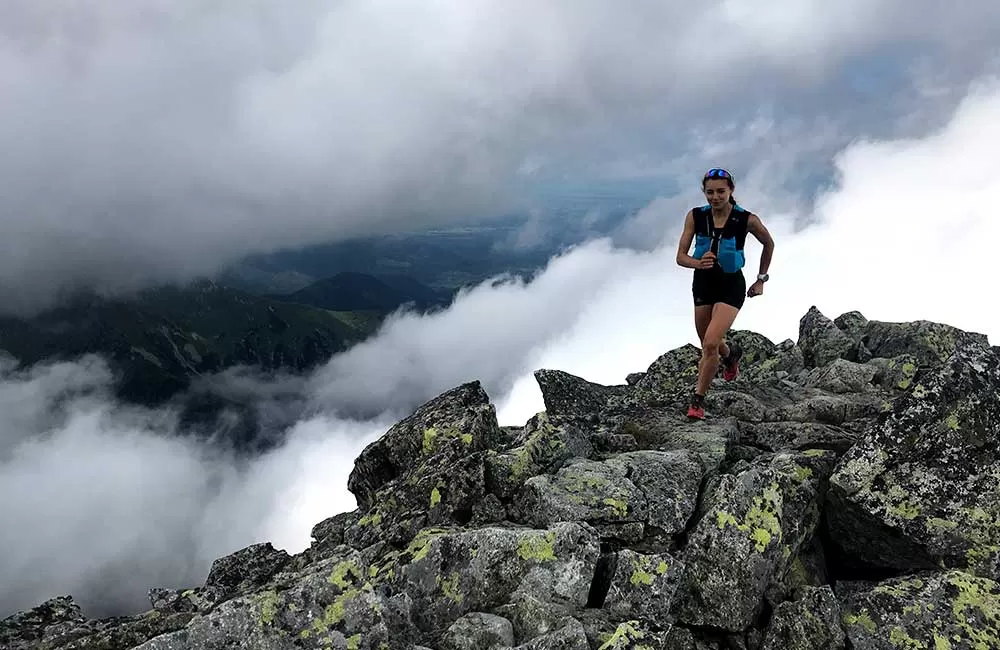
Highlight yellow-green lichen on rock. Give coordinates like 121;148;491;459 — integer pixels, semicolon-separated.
840;570;1000;650
256;590;281;627
883;484;922;521
422;426;472;455
328;560;364;589
597;620;646;650
437;572;464;605
898;361;917;389
843;610;877;633
357;507;384;528
629;557;654;587
404;527;452;565
713;481;783;553
517;531;558;562
603;497;628;518
305;583;371;640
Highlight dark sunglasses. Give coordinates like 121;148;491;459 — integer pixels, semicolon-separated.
704;168;733;180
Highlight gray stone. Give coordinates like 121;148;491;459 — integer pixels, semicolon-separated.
441;612;514;650
761;585;846;650
837;570;1000;650
826;338;1000;577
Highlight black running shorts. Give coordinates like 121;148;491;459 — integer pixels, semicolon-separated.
692;268;746;309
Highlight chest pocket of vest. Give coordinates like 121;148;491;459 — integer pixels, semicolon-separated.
693;233;712;259
716;235;745;273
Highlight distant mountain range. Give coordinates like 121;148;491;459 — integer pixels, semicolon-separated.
0;281;375;406
219;223;557;295
0;218;621;438
270;271;452;313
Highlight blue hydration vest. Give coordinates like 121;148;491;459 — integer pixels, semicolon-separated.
691;204;749;273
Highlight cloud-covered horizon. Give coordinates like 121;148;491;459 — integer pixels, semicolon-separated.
2;1;1000;314
3;68;1000;620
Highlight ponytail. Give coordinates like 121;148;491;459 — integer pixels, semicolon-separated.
729;195;737;205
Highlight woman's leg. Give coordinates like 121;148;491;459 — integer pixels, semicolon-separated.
694;302;741;397
694;304;713;344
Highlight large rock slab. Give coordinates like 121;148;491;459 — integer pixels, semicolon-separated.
344;381;503;548
837;570;1000;649
533;369;627;420
389;522;601;638
826;338;1000;577
509;450;704;542
861;318;990;366
738;421;858;454
485;412;596;501
514;617;590;649
440;612;514;650
798;306;866;367
348;380;502;510
599;549;685;624
761;585;846;650
616;409;739;472
672;449;839;631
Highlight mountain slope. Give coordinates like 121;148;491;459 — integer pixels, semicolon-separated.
222;225;554;296
5;307;1000;648
273;272;451;313
0;281;376;405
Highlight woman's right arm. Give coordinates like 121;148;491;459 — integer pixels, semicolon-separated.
676;210;708;269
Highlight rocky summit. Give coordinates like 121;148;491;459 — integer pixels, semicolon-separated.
4;306;1000;649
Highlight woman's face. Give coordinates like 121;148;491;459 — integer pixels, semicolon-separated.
703;179;732;207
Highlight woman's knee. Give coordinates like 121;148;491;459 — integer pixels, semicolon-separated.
702;337;724;357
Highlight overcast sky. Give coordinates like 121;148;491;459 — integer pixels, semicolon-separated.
2;0;999;313
1;0;999;622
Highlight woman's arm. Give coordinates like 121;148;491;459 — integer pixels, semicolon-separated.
747;213;774;278
676;210;711;269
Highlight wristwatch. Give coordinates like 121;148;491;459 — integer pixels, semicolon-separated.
757;273;769;282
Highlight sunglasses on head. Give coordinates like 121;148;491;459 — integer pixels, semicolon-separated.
704;168;733;180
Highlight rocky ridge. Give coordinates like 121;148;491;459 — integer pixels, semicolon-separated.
4;306;1000;649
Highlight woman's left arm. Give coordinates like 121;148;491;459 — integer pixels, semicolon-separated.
747;213;775;296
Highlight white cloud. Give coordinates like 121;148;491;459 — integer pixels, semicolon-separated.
1;0;999;314
0;357;386;619
304;238;645;419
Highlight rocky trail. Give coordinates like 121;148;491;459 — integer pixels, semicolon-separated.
4;306;1000;649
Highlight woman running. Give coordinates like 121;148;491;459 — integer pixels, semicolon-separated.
675;168;775;419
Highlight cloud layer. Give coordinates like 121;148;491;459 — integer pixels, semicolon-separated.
0;355;388;618
2;1;999;313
